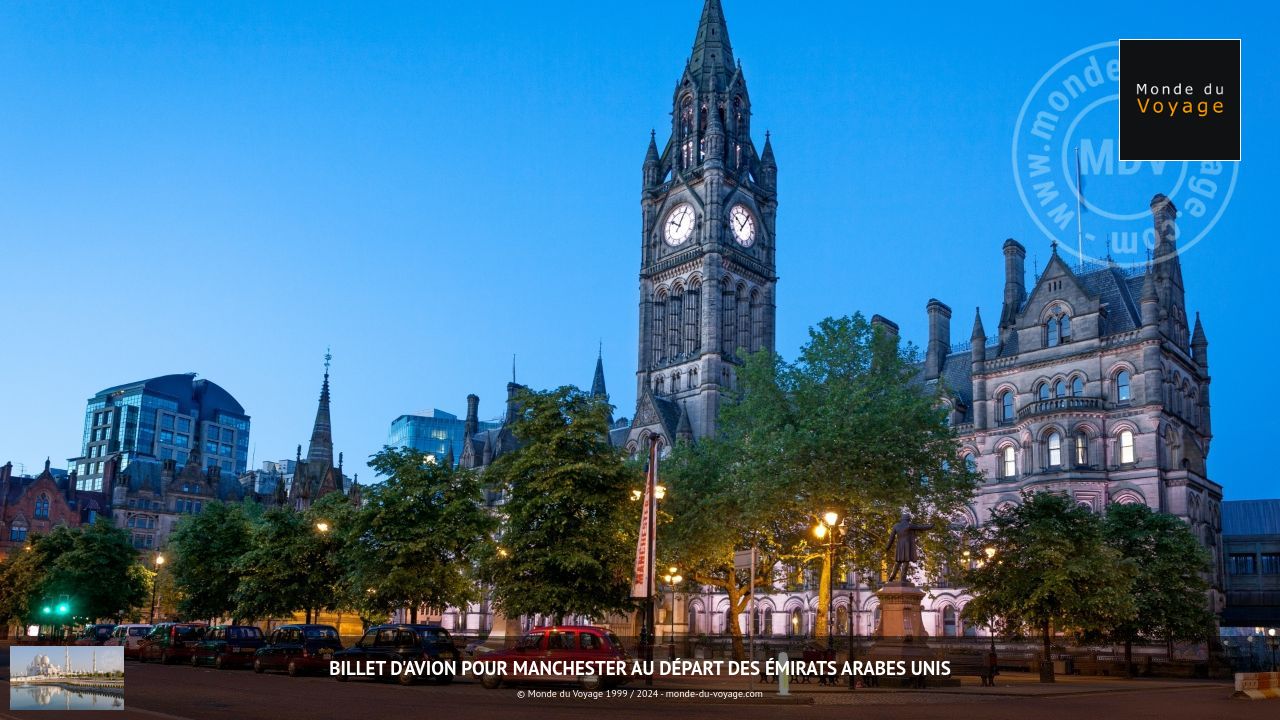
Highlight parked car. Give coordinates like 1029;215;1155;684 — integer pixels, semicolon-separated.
137;622;207;664
72;624;116;646
191;625;265;669
478;625;630;690
332;624;458;685
106;623;153;659
253;624;344;677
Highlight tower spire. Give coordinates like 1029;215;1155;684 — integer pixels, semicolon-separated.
592;344;608;399
307;351;334;467
687;0;736;91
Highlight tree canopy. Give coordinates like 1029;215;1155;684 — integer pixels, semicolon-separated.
169;501;253;622
483;386;639;623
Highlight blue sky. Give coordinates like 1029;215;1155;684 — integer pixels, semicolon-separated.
1;1;1275;499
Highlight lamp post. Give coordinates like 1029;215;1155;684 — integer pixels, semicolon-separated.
814;512;841;653
148;553;165;623
662;567;683;660
982;547;997;654
633;437;666;687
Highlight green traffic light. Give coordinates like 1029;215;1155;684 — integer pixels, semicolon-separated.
57;603;69;614
41;606;52;615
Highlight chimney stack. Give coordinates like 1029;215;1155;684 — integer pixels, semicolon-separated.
1000;239;1027;332
464;394;479;438
924;299;952;381
871;314;899;338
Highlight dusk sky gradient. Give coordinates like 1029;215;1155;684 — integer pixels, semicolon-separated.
1;1;1275;498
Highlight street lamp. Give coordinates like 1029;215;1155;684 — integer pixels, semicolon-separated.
315;521;330;533
982;547;997;654
149;553;165;623
814;512;841;654
662;567;683;660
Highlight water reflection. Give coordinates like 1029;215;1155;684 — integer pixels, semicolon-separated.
9;683;125;711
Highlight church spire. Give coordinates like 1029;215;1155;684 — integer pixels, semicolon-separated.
307;349;335;467
591;344;608;399
687;0;736;91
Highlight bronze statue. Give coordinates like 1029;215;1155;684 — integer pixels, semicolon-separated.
885;512;931;582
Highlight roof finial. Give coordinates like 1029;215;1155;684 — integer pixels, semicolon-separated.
324;347;332;375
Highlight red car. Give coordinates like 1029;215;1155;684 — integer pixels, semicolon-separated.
253;624;344;676
137;622;207;664
478;625;630;691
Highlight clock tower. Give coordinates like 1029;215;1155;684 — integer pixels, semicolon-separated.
626;0;777;453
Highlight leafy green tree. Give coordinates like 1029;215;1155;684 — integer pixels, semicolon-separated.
962;491;1136;681
1102;502;1214;671
169;501;253;622
234;493;351;623
350;447;496;622
484;386;639;624
1;521;149;624
0;527;77;624
662;314;979;654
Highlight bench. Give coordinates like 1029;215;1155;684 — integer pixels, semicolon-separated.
947;654;997;685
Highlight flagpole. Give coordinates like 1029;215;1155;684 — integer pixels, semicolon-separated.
1075;146;1084;270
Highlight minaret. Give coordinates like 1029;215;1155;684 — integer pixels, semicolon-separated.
307;350;334;467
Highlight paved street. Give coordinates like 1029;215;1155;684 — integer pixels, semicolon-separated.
2;649;1275;720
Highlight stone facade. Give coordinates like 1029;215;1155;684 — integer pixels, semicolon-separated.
0;461;90;558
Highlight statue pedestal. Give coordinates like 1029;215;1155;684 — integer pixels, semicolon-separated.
872;581;928;640
864;581;937;682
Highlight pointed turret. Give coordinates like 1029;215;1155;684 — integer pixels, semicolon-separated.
444;446;455;469
758;131;776;188
687;0;736;92
970;307;987;363
349;474;362;507
307;351;335;467
676;402;694;444
643;130;661;188
1192;312;1209;369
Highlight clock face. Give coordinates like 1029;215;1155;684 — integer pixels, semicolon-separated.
664;203;696;246
729;204;755;246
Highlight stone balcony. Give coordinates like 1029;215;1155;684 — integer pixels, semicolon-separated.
1016;396;1103;421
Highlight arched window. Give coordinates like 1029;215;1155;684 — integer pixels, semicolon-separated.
1054;380;1067;398
35;494;50;519
943;606;957;636
1047;432;1062;468
655;376;665;394
736;283;751;356
720;279;736;355
1037;383;1050;401
963;453;977;473
652;292;667;364
1117;371;1132;402
1046;309;1072;347
836;606;849;635
999;392;1014;423
872;607;881;634
763;607;773;637
1000;445;1016;478
684;282;702;354
668;289;684;360
788;608;802;637
1075;432;1089;466
688;605;701;635
1119;430;1136;464
1072;377;1085;397
750;289;764;352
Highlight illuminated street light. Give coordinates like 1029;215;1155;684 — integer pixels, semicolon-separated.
315;521;331;533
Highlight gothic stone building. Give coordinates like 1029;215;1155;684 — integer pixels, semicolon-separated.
626;0;777;454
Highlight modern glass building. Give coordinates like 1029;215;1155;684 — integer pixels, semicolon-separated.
69;373;250;491
387;409;498;466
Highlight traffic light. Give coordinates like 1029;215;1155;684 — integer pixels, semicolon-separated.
41;605;52;615
57;602;69;615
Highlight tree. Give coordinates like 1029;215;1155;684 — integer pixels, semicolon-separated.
169;501;253;622
1102;502;1214;671
962;491;1136;682
351;447;496;623
0;527;77;625
484;386;639;624
661;314;979;655
234;493;351;623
